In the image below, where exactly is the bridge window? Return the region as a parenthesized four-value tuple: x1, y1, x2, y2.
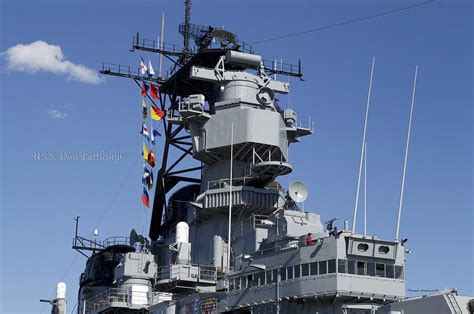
(241, 276, 248, 289)
(310, 262, 318, 275)
(230, 278, 235, 290)
(256, 272, 265, 285)
(348, 260, 356, 274)
(376, 263, 385, 277)
(338, 259, 346, 273)
(386, 265, 394, 278)
(367, 262, 375, 276)
(280, 267, 287, 281)
(273, 269, 278, 283)
(266, 270, 273, 284)
(302, 263, 309, 276)
(287, 266, 294, 280)
(328, 259, 336, 273)
(247, 274, 256, 287)
(294, 264, 301, 278)
(319, 261, 327, 274)
(378, 246, 390, 254)
(357, 261, 366, 275)
(395, 266, 404, 279)
(235, 277, 241, 290)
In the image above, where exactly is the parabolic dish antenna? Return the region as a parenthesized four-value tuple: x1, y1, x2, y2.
(288, 181, 308, 203)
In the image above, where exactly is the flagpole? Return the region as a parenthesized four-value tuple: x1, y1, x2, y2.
(227, 123, 234, 271)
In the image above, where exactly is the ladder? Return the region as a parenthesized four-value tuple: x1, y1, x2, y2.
(446, 293, 463, 314)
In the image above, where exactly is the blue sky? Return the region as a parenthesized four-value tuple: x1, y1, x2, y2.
(0, 0, 472, 312)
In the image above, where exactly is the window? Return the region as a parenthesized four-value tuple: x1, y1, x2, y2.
(395, 266, 404, 279)
(386, 265, 395, 278)
(256, 272, 265, 285)
(357, 261, 366, 275)
(247, 274, 256, 287)
(367, 262, 375, 276)
(241, 276, 248, 288)
(229, 278, 235, 290)
(357, 243, 369, 252)
(376, 263, 385, 277)
(294, 265, 301, 278)
(328, 259, 336, 273)
(338, 259, 346, 273)
(235, 277, 241, 290)
(280, 267, 287, 281)
(273, 269, 278, 283)
(302, 263, 309, 276)
(266, 270, 273, 284)
(319, 261, 327, 274)
(378, 246, 390, 254)
(287, 266, 294, 280)
(310, 262, 318, 275)
(348, 260, 356, 274)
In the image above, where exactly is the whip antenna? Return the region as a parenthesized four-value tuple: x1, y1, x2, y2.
(395, 66, 418, 241)
(352, 57, 375, 234)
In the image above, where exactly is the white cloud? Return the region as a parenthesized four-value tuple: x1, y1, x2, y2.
(1, 40, 102, 84)
(48, 107, 68, 120)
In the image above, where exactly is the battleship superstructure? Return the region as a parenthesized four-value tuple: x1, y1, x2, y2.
(48, 2, 473, 314)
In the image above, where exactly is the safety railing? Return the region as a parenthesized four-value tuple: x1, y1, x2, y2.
(101, 63, 138, 77)
(86, 287, 152, 312)
(251, 238, 324, 257)
(296, 115, 315, 133)
(262, 59, 302, 77)
(156, 264, 217, 282)
(133, 35, 192, 55)
(73, 235, 130, 252)
(101, 63, 170, 81)
(207, 176, 253, 190)
(199, 265, 218, 281)
(102, 236, 130, 247)
(204, 40, 254, 54)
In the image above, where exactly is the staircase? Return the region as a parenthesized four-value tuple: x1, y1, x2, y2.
(446, 293, 462, 314)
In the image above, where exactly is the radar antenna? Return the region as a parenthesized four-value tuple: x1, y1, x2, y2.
(284, 181, 308, 211)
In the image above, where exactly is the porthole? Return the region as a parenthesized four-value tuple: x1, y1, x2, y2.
(378, 246, 390, 254)
(357, 243, 369, 252)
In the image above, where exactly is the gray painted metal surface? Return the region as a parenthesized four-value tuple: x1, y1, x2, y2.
(70, 17, 473, 314)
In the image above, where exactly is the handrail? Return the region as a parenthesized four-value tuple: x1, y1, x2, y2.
(296, 115, 315, 133)
(73, 235, 130, 252)
(156, 263, 217, 282)
(86, 287, 152, 311)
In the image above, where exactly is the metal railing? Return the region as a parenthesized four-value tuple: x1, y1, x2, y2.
(101, 63, 138, 77)
(204, 40, 254, 54)
(133, 36, 192, 55)
(101, 236, 130, 247)
(252, 239, 323, 257)
(156, 264, 217, 282)
(101, 63, 170, 81)
(73, 235, 130, 252)
(296, 115, 315, 133)
(86, 287, 152, 312)
(207, 176, 253, 190)
(262, 59, 302, 77)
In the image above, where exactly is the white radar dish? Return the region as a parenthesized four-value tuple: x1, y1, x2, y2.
(288, 181, 308, 203)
